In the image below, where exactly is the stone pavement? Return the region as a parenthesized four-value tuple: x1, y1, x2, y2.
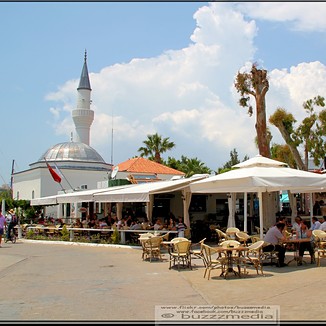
(0, 239, 325, 324)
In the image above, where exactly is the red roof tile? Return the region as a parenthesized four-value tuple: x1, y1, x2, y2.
(115, 157, 185, 175)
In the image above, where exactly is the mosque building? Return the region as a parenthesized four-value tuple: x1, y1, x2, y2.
(12, 52, 184, 220)
(12, 52, 113, 218)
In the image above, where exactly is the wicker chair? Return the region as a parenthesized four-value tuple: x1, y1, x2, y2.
(262, 241, 279, 266)
(190, 238, 207, 267)
(226, 227, 240, 239)
(312, 230, 326, 267)
(202, 244, 227, 280)
(169, 240, 192, 271)
(216, 229, 230, 244)
(235, 231, 251, 246)
(140, 236, 163, 262)
(241, 240, 265, 275)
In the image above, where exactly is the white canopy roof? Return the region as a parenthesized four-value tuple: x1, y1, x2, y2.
(31, 175, 207, 206)
(94, 176, 206, 203)
(31, 194, 59, 206)
(31, 184, 135, 206)
(190, 155, 326, 194)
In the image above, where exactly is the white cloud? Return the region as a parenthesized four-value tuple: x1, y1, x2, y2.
(235, 2, 326, 32)
(46, 2, 326, 171)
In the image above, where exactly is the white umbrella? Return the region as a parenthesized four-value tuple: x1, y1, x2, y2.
(190, 155, 326, 238)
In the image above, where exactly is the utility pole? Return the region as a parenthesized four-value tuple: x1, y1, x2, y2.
(10, 159, 14, 199)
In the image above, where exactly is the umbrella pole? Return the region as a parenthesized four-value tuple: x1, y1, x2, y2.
(258, 191, 264, 239)
(244, 192, 247, 232)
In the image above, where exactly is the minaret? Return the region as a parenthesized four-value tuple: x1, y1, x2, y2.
(72, 50, 94, 145)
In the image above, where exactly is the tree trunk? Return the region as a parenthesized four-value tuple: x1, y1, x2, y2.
(274, 122, 306, 170)
(256, 95, 270, 157)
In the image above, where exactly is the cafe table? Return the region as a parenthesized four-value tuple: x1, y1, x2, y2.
(215, 245, 248, 278)
(283, 237, 311, 266)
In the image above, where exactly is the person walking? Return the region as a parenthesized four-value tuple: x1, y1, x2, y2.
(0, 209, 7, 247)
(6, 209, 17, 241)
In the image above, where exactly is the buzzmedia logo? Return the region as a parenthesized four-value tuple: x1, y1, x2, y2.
(155, 305, 280, 324)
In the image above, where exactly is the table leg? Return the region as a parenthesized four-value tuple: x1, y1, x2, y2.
(221, 251, 241, 278)
(287, 242, 307, 266)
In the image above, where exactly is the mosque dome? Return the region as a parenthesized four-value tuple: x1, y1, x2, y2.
(39, 142, 106, 163)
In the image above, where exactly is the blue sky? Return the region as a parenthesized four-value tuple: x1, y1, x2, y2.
(1, 2, 326, 186)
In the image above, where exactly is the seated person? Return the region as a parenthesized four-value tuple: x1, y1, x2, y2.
(298, 220, 315, 265)
(99, 218, 109, 229)
(74, 218, 83, 228)
(263, 222, 287, 267)
(310, 216, 321, 231)
(291, 216, 302, 236)
(176, 216, 187, 238)
(153, 219, 163, 230)
(130, 220, 142, 230)
(319, 216, 326, 231)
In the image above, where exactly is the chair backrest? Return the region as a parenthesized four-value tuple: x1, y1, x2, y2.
(220, 240, 241, 248)
(312, 230, 326, 240)
(139, 233, 153, 241)
(236, 231, 250, 241)
(226, 227, 240, 235)
(160, 232, 171, 241)
(247, 240, 265, 252)
(216, 228, 226, 237)
(202, 244, 219, 264)
(249, 235, 261, 243)
(171, 237, 188, 243)
(216, 229, 229, 242)
(147, 236, 162, 248)
(173, 240, 191, 254)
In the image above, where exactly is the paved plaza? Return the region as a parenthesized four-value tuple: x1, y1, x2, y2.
(0, 239, 325, 324)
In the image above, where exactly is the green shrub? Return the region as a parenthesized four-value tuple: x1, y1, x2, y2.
(110, 229, 120, 244)
(61, 225, 70, 242)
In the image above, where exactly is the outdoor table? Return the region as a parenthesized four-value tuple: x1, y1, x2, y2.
(283, 237, 311, 266)
(215, 246, 248, 278)
(120, 229, 177, 244)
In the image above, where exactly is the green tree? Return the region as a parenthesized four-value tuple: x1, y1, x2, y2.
(166, 155, 211, 177)
(217, 149, 249, 174)
(269, 96, 326, 170)
(138, 133, 175, 163)
(270, 143, 297, 169)
(269, 108, 305, 170)
(235, 63, 270, 158)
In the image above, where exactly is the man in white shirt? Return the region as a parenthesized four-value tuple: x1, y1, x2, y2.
(291, 216, 302, 237)
(263, 222, 287, 267)
(310, 216, 321, 231)
(319, 216, 326, 231)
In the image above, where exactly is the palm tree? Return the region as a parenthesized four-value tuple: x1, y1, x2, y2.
(166, 155, 211, 177)
(138, 133, 175, 163)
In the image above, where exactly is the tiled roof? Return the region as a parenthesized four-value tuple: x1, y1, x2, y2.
(115, 157, 185, 175)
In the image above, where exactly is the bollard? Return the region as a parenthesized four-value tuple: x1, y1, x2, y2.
(17, 226, 22, 239)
